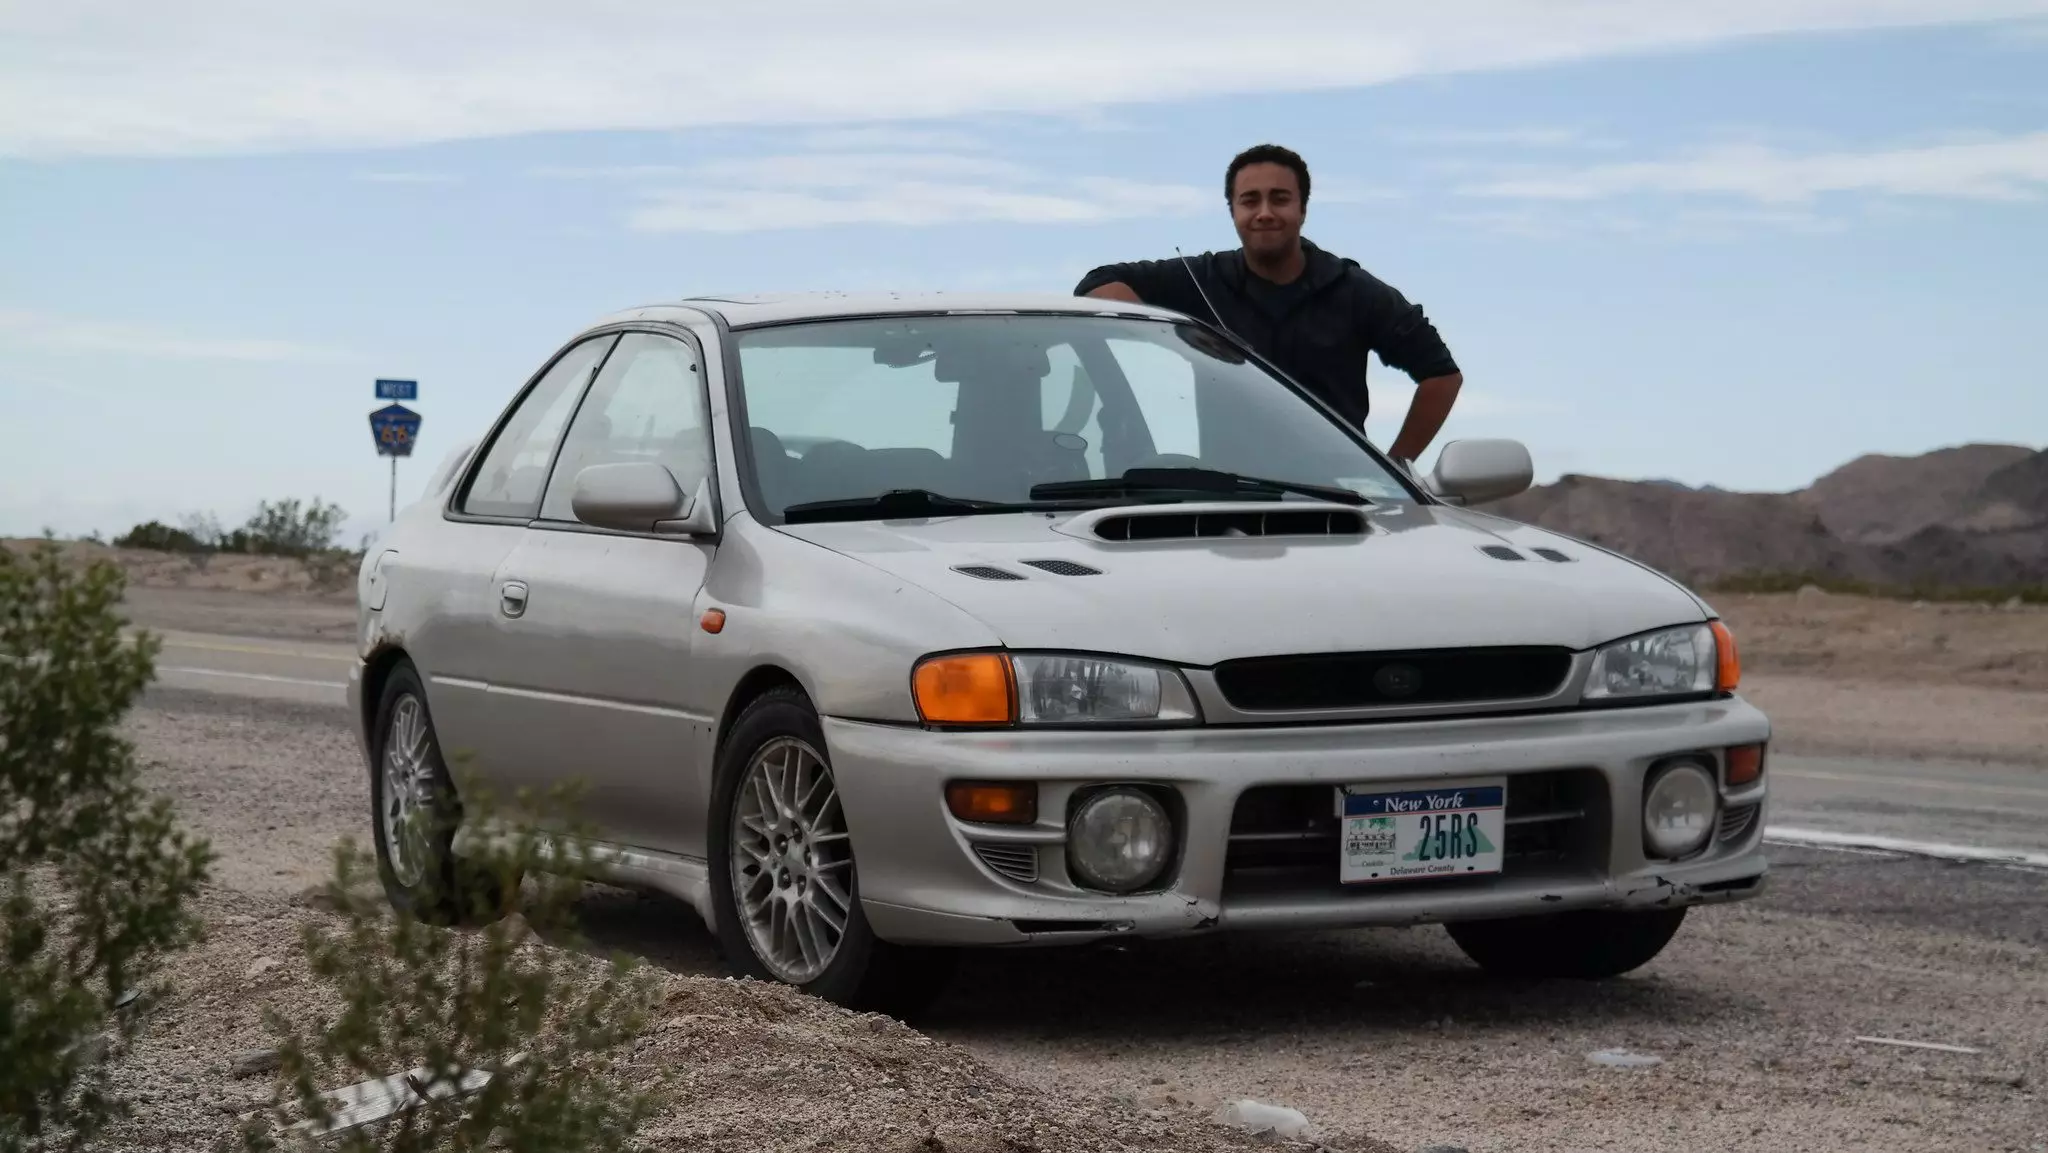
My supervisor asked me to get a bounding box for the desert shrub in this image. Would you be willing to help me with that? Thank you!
[232,779,662,1153]
[0,541,215,1153]
[110,521,206,553]
[239,498,347,559]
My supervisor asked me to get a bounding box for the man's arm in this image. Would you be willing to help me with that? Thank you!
[1352,272,1463,464]
[1073,256,1211,318]
[1389,372,1463,464]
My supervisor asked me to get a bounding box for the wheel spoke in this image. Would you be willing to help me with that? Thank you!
[805,890,846,936]
[813,872,852,914]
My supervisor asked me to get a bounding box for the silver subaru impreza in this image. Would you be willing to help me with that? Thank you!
[347,291,1770,1015]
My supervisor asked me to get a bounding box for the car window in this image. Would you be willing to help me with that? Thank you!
[461,334,618,519]
[731,314,1416,516]
[539,332,711,522]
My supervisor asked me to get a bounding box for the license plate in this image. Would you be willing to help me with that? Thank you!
[1336,780,1506,884]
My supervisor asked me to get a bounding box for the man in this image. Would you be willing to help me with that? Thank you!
[1074,143,1463,467]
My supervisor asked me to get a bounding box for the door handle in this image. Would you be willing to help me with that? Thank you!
[500,580,528,618]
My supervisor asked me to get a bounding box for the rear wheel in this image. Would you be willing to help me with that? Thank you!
[1445,906,1688,979]
[367,660,511,925]
[708,687,955,1018]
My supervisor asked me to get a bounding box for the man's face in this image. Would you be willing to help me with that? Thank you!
[1230,162,1305,260]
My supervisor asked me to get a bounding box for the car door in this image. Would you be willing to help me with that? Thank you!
[406,333,620,779]
[479,329,719,855]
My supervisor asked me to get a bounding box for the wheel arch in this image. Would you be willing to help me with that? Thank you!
[713,664,815,759]
[359,642,415,739]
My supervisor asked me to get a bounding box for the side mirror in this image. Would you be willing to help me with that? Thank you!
[570,462,717,536]
[1425,438,1534,505]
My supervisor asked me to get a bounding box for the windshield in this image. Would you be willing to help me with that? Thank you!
[731,313,1417,518]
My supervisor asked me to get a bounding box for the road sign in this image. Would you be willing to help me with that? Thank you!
[375,378,418,400]
[369,403,422,458]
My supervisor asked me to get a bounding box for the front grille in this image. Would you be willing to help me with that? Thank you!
[1212,647,1573,712]
[972,842,1039,883]
[1718,802,1759,842]
[1224,770,1608,891]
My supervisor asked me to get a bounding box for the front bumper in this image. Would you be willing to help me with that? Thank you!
[827,696,1771,947]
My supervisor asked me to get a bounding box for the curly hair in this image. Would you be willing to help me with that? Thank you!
[1225,143,1310,204]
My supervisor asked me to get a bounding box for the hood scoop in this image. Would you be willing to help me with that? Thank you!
[1057,501,1369,544]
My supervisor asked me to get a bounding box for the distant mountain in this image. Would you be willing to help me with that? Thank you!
[1483,443,2047,590]
[1799,444,2036,543]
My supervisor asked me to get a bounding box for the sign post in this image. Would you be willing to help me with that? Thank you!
[369,395,422,522]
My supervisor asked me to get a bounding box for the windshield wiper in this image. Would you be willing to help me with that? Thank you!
[1029,468,1370,507]
[781,488,1085,525]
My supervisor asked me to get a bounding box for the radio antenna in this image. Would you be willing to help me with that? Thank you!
[1175,247,1242,343]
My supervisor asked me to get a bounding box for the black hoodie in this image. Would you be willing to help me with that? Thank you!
[1073,239,1459,431]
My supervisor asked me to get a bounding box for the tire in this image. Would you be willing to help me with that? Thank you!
[707,687,956,1019]
[1445,906,1689,980]
[367,659,511,926]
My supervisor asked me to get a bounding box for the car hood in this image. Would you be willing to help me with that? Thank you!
[775,502,1707,666]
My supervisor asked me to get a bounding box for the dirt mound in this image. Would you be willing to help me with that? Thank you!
[94,893,1384,1153]
[1800,444,2036,543]
[1485,475,1854,584]
[3,537,354,600]
[1483,443,2048,591]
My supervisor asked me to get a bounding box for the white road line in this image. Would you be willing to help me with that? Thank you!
[158,665,347,691]
[1765,825,2048,869]
[1776,769,2048,801]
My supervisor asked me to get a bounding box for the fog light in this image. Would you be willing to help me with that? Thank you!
[1066,788,1173,893]
[1643,760,1717,859]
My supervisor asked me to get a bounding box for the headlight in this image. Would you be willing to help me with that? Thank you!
[912,652,1199,726]
[1643,759,1718,859]
[1584,623,1720,701]
[1067,787,1175,892]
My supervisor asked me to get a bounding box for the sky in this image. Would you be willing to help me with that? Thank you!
[4,1,2048,546]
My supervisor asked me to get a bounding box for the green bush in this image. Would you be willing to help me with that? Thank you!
[112,497,348,561]
[0,541,215,1153]
[232,780,662,1153]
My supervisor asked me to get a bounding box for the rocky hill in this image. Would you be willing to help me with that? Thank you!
[1485,442,2048,591]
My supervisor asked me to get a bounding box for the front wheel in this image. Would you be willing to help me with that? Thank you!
[1445,906,1688,979]
[707,687,955,1018]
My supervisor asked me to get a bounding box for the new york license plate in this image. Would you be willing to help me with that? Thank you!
[1336,780,1507,884]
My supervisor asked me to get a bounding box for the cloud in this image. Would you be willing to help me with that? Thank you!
[1392,126,1623,150]
[624,152,1210,232]
[351,170,459,184]
[5,1,2047,157]
[0,309,351,363]
[1459,130,2048,203]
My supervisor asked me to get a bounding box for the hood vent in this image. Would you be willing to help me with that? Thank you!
[1479,545,1527,561]
[1022,559,1101,576]
[1531,547,1575,563]
[1091,507,1367,543]
[952,564,1026,581]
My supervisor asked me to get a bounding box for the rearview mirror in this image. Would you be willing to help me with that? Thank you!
[1425,439,1534,505]
[570,462,716,536]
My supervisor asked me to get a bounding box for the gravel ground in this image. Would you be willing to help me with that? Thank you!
[114,686,2048,1153]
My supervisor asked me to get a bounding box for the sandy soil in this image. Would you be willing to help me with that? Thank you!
[99,688,2046,1153]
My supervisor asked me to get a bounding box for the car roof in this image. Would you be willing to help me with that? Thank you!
[591,290,1195,330]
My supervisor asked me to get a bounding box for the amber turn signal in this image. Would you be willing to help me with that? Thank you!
[946,781,1038,825]
[1709,619,1740,692]
[1725,743,1765,786]
[912,653,1016,725]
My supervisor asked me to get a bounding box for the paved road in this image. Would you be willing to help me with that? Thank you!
[143,628,2048,863]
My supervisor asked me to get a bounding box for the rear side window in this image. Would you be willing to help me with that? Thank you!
[461,335,618,518]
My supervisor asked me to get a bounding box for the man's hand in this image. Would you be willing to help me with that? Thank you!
[1389,372,1463,464]
[1082,282,1144,304]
